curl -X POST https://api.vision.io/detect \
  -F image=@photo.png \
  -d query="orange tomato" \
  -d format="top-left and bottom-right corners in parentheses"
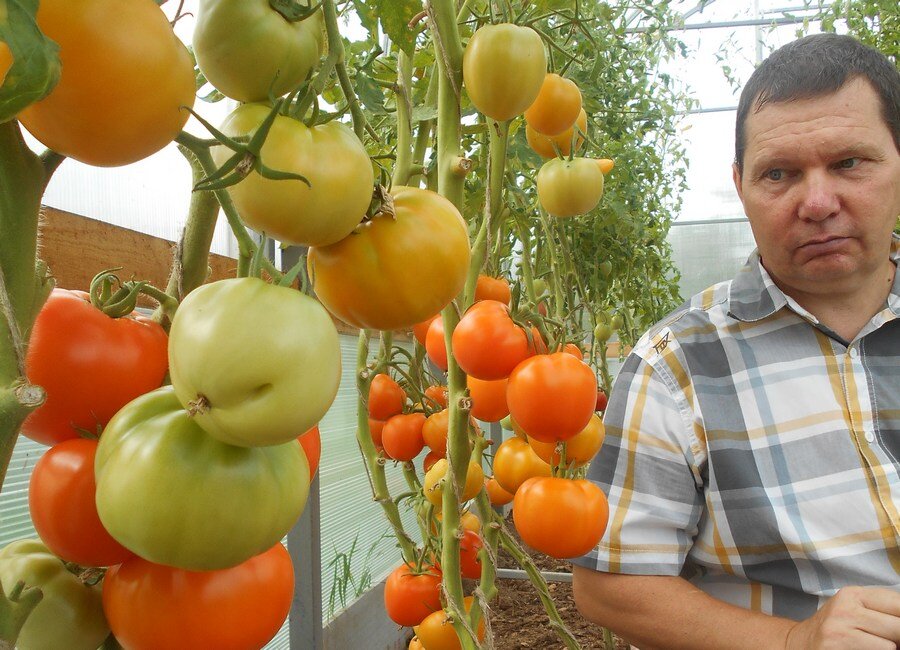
top-left (424, 459), bottom-right (484, 507)
top-left (422, 409), bottom-right (450, 456)
top-left (424, 385), bottom-right (449, 410)
top-left (526, 108), bottom-right (587, 158)
top-left (467, 376), bottom-right (510, 423)
top-left (474, 275), bottom-right (512, 305)
top-left (453, 300), bottom-right (533, 381)
top-left (597, 158), bottom-right (615, 174)
top-left (562, 342), bottom-right (584, 359)
top-left (485, 477), bottom-right (514, 506)
top-left (423, 449), bottom-right (442, 473)
top-left (382, 413), bottom-right (427, 461)
top-left (527, 414), bottom-right (605, 467)
top-left (492, 437), bottom-right (551, 494)
top-left (299, 425), bottom-right (321, 478)
top-left (413, 315), bottom-right (439, 345)
top-left (368, 373), bottom-right (406, 420)
top-left (384, 564), bottom-right (442, 627)
top-left (425, 317), bottom-right (449, 372)
top-left (369, 418), bottom-right (387, 451)
top-left (523, 73), bottom-right (582, 136)
top-left (417, 596), bottom-right (485, 650)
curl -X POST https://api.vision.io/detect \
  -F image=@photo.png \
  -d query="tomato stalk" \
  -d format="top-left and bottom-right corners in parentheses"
top-left (322, 0), bottom-right (370, 141)
top-left (392, 50), bottom-right (415, 187)
top-left (354, 330), bottom-right (418, 565)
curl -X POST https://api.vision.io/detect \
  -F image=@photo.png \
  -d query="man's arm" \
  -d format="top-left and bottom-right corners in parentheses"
top-left (573, 566), bottom-right (900, 650)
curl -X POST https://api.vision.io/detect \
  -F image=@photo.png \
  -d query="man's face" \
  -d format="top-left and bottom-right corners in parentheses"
top-left (733, 77), bottom-right (900, 300)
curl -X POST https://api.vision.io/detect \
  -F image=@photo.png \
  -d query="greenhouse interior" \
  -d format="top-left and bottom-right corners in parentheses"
top-left (0, 0), bottom-right (897, 648)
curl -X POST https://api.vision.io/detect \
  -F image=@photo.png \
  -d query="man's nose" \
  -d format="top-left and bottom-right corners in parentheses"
top-left (797, 171), bottom-right (840, 222)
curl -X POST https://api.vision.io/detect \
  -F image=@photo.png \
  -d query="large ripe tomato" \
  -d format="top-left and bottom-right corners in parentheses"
top-left (103, 543), bottom-right (293, 650)
top-left (506, 352), bottom-right (597, 442)
top-left (422, 409), bottom-right (449, 456)
top-left (383, 564), bottom-right (442, 627)
top-left (536, 157), bottom-right (606, 217)
top-left (168, 278), bottom-right (341, 447)
top-left (417, 596), bottom-right (484, 650)
top-left (308, 186), bottom-right (471, 331)
top-left (95, 386), bottom-right (309, 570)
top-left (28, 438), bottom-right (131, 568)
top-left (425, 316), bottom-right (449, 371)
top-left (485, 476), bottom-right (514, 506)
top-left (524, 73), bottom-right (582, 136)
top-left (22, 288), bottom-right (168, 446)
top-left (299, 425), bottom-right (321, 479)
top-left (215, 104), bottom-right (374, 247)
top-left (492, 437), bottom-right (551, 495)
top-left (473, 275), bottom-right (512, 305)
top-left (0, 540), bottom-right (109, 650)
top-left (382, 413), bottom-right (427, 462)
top-left (467, 376), bottom-right (509, 423)
top-left (194, 0), bottom-right (325, 103)
top-left (527, 414), bottom-right (605, 468)
top-left (17, 0), bottom-right (194, 166)
top-left (513, 477), bottom-right (609, 558)
top-left (424, 459), bottom-right (484, 507)
top-left (452, 300), bottom-right (531, 381)
top-left (526, 108), bottom-right (587, 158)
top-left (462, 23), bottom-right (546, 121)
top-left (368, 373), bottom-right (407, 420)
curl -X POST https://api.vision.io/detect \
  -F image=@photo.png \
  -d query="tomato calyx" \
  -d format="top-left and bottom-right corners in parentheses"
top-left (186, 394), bottom-right (211, 417)
top-left (268, 0), bottom-right (322, 23)
top-left (88, 269), bottom-right (176, 320)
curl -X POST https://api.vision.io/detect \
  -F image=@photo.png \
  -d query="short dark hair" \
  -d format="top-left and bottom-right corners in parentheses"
top-left (734, 33), bottom-right (900, 175)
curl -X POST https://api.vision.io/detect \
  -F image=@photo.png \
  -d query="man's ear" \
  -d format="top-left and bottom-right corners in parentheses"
top-left (732, 162), bottom-right (744, 203)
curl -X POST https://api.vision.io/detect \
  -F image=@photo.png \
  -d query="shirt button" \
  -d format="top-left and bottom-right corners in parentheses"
top-left (865, 431), bottom-right (875, 443)
top-left (849, 347), bottom-right (859, 359)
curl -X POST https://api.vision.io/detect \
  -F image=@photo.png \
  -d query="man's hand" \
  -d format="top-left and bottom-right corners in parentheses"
top-left (785, 587), bottom-right (900, 649)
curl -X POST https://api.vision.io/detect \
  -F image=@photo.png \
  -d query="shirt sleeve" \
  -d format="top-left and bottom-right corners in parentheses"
top-left (572, 342), bottom-right (705, 576)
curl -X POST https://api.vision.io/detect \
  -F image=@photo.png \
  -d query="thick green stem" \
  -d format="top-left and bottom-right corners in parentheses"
top-left (323, 0), bottom-right (370, 140)
top-left (355, 331), bottom-right (418, 564)
top-left (392, 50), bottom-right (415, 187)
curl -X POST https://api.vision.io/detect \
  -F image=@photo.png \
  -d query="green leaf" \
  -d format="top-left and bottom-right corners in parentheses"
top-left (374, 0), bottom-right (422, 56)
top-left (410, 104), bottom-right (437, 123)
top-left (351, 0), bottom-right (378, 37)
top-left (355, 72), bottom-right (388, 115)
top-left (0, 0), bottom-right (61, 123)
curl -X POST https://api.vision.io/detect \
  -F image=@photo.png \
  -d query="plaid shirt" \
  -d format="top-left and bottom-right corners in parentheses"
top-left (574, 234), bottom-right (900, 622)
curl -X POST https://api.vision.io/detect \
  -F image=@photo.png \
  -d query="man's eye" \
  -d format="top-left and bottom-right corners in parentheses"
top-left (837, 157), bottom-right (859, 169)
top-left (765, 169), bottom-right (784, 181)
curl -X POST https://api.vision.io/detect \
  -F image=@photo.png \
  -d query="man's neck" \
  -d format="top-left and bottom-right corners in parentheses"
top-left (770, 259), bottom-right (897, 342)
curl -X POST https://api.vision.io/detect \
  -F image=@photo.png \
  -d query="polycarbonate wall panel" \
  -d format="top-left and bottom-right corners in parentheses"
top-left (668, 219), bottom-right (757, 299)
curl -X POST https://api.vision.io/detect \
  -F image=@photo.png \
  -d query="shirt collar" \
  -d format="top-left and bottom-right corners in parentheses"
top-left (728, 233), bottom-right (900, 322)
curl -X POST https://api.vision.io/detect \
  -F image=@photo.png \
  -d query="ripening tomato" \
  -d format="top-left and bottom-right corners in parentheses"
top-left (194, 0), bottom-right (325, 102)
top-left (22, 289), bottom-right (168, 446)
top-left (382, 413), bottom-right (427, 462)
top-left (168, 278), bottom-right (341, 447)
top-left (417, 596), bottom-right (485, 650)
top-left (369, 418), bottom-right (387, 451)
top-left (299, 425), bottom-right (321, 479)
top-left (485, 477), bottom-right (514, 506)
top-left (526, 108), bottom-right (587, 158)
top-left (506, 352), bottom-right (597, 442)
top-left (463, 23), bottom-right (546, 121)
top-left (458, 530), bottom-right (484, 580)
top-left (432, 509), bottom-right (481, 536)
top-left (424, 459), bottom-right (484, 507)
top-left (467, 376), bottom-right (510, 423)
top-left (492, 437), bottom-right (551, 495)
top-left (537, 157), bottom-right (605, 217)
top-left (28, 439), bottom-right (132, 568)
top-left (425, 316), bottom-right (449, 371)
top-left (384, 564), bottom-right (442, 627)
top-left (308, 186), bottom-right (471, 331)
top-left (18, 0), bottom-right (195, 166)
top-left (424, 385), bottom-right (449, 410)
top-left (413, 314), bottom-right (439, 345)
top-left (527, 414), bottom-right (605, 467)
top-left (368, 373), bottom-right (407, 420)
top-left (524, 73), bottom-right (582, 136)
top-left (562, 342), bottom-right (584, 359)
top-left (423, 449), bottom-right (442, 473)
top-left (103, 543), bottom-right (293, 650)
top-left (215, 104), bottom-right (374, 247)
top-left (452, 300), bottom-right (532, 381)
top-left (473, 275), bottom-right (512, 305)
top-left (513, 477), bottom-right (608, 558)
top-left (422, 409), bottom-right (449, 456)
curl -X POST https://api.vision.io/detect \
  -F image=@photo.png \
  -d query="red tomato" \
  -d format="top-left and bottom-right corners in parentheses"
top-left (103, 543), bottom-right (294, 650)
top-left (474, 275), bottom-right (511, 305)
top-left (22, 289), bottom-right (168, 445)
top-left (452, 301), bottom-right (532, 381)
top-left (506, 352), bottom-right (597, 442)
top-left (423, 449), bottom-right (442, 473)
top-left (382, 413), bottom-right (427, 461)
top-left (595, 390), bottom-right (608, 412)
top-left (459, 530), bottom-right (484, 580)
top-left (422, 409), bottom-right (449, 456)
top-left (424, 385), bottom-right (448, 410)
top-left (299, 425), bottom-right (321, 479)
top-left (384, 564), bottom-right (442, 627)
top-left (513, 477), bottom-right (608, 558)
top-left (467, 376), bottom-right (509, 423)
top-left (425, 317), bottom-right (448, 371)
top-left (413, 315), bottom-right (439, 346)
top-left (368, 373), bottom-right (406, 421)
top-left (28, 438), bottom-right (132, 567)
top-left (369, 418), bottom-right (386, 451)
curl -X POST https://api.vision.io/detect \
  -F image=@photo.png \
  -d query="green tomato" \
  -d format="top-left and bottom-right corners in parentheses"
top-left (599, 261), bottom-right (613, 278)
top-left (168, 278), bottom-right (341, 447)
top-left (214, 104), bottom-right (374, 247)
top-left (95, 386), bottom-right (309, 571)
top-left (536, 157), bottom-right (605, 218)
top-left (194, 0), bottom-right (325, 103)
top-left (0, 540), bottom-right (108, 650)
top-left (610, 313), bottom-right (625, 330)
top-left (532, 278), bottom-right (549, 299)
top-left (594, 322), bottom-right (613, 342)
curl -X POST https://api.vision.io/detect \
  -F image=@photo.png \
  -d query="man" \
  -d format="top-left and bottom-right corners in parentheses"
top-left (573, 33), bottom-right (900, 649)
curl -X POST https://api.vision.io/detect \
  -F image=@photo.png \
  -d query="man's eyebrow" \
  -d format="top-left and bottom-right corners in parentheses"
top-left (748, 143), bottom-right (884, 175)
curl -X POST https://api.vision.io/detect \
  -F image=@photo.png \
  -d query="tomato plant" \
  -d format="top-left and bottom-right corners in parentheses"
top-left (22, 288), bottom-right (168, 446)
top-left (103, 543), bottom-right (294, 650)
top-left (383, 564), bottom-right (442, 627)
top-left (368, 373), bottom-right (407, 420)
top-left (28, 438), bottom-right (132, 567)
top-left (95, 386), bottom-right (309, 570)
top-left (308, 186), bottom-right (471, 331)
top-left (193, 1), bottom-right (325, 103)
top-left (168, 278), bottom-right (341, 447)
top-left (16, 0), bottom-right (195, 166)
top-left (513, 477), bottom-right (609, 558)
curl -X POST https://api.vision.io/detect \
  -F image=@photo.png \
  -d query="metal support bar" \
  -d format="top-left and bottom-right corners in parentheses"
top-left (628, 14), bottom-right (824, 32)
top-left (289, 473), bottom-right (324, 650)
